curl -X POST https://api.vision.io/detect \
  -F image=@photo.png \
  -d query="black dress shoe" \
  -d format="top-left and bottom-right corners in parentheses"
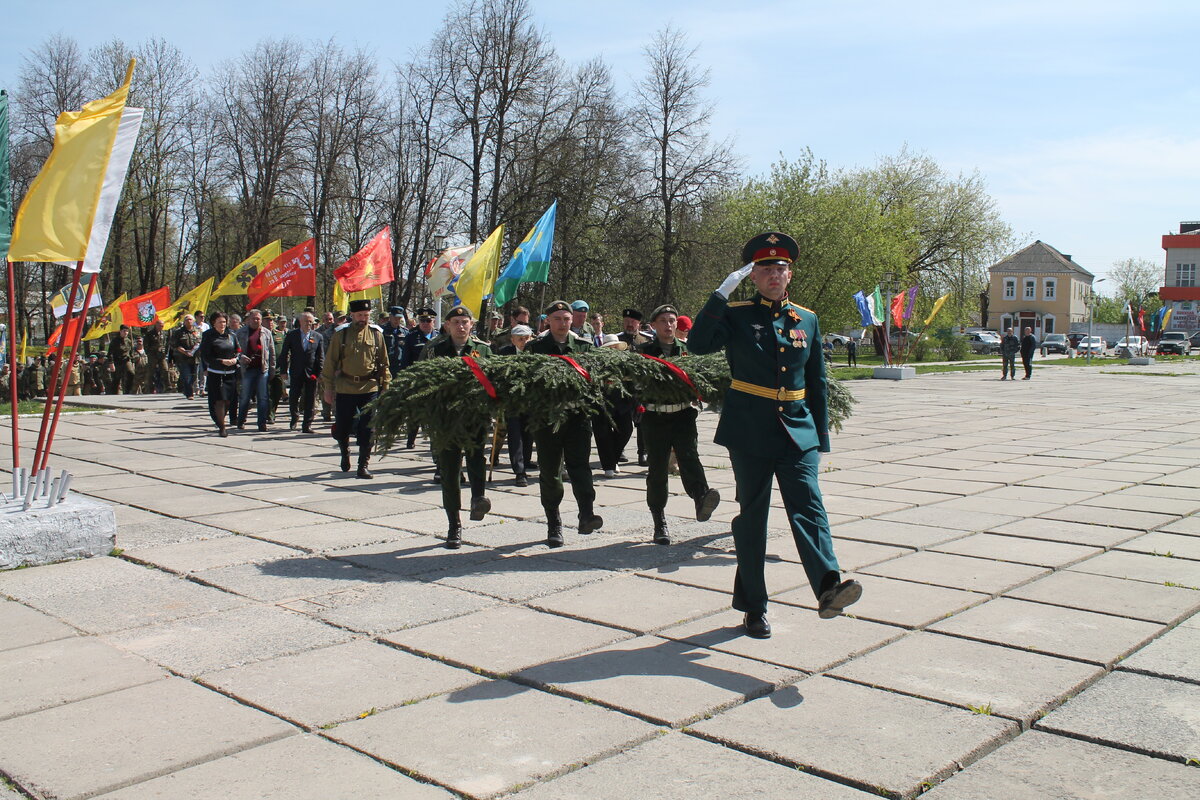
top-left (743, 612), bottom-right (771, 639)
top-left (302, 426), bottom-right (314, 434)
top-left (469, 495), bottom-right (491, 521)
top-left (695, 488), bottom-right (721, 522)
top-left (340, 450), bottom-right (352, 472)
top-left (289, 420), bottom-right (297, 430)
top-left (357, 466), bottom-right (373, 479)
top-left (546, 527), bottom-right (564, 548)
top-left (616, 454), bottom-right (629, 464)
top-left (445, 522), bottom-right (462, 550)
top-left (514, 473), bottom-right (528, 487)
top-left (578, 513), bottom-right (603, 535)
top-left (637, 454), bottom-right (648, 466)
top-left (817, 579), bottom-right (863, 619)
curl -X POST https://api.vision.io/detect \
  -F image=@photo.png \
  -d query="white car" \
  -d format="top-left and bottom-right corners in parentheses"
top-left (1077, 336), bottom-right (1106, 355)
top-left (1114, 336), bottom-right (1148, 356)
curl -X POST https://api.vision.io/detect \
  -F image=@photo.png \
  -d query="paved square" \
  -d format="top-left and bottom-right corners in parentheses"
top-left (3, 364), bottom-right (1198, 797)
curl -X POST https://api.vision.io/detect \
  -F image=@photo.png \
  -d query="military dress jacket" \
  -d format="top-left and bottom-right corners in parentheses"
top-left (527, 331), bottom-right (594, 356)
top-left (322, 322), bottom-right (391, 396)
top-left (637, 336), bottom-right (688, 358)
top-left (689, 291), bottom-right (829, 455)
top-left (419, 336), bottom-right (493, 360)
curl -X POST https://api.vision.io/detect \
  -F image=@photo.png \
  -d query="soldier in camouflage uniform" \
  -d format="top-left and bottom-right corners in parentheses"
top-left (131, 337), bottom-right (151, 394)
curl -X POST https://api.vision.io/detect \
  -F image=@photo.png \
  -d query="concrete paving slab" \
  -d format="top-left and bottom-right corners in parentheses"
top-left (0, 637), bottom-right (163, 721)
top-left (247, 519), bottom-right (418, 552)
top-left (930, 532), bottom-right (1101, 568)
top-left (692, 675), bottom-right (1016, 799)
top-left (0, 599), bottom-right (77, 651)
top-left (637, 552), bottom-right (811, 597)
top-left (878, 505), bottom-right (1020, 533)
top-left (1068, 550), bottom-right (1200, 587)
top-left (886, 478), bottom-right (1005, 496)
top-left (327, 679), bottom-right (656, 799)
top-left (971, 484), bottom-right (1102, 506)
top-left (814, 537), bottom-right (911, 571)
top-left (660, 604), bottom-right (904, 672)
top-left (125, 535), bottom-right (305, 573)
top-left (104, 485), bottom-right (275, 518)
top-left (0, 555), bottom-right (154, 601)
top-left (860, 551), bottom-right (1048, 594)
top-left (363, 507), bottom-right (510, 535)
top-left (104, 604), bottom-right (354, 676)
top-left (387, 604), bottom-right (631, 675)
top-left (429, 554), bottom-right (611, 601)
top-left (1005, 569), bottom-right (1200, 623)
top-left (830, 631), bottom-right (1102, 723)
top-left (1081, 492), bottom-right (1200, 516)
top-left (548, 539), bottom-right (708, 572)
top-left (1116, 531), bottom-right (1200, 561)
top-left (0, 678), bottom-right (295, 800)
top-left (929, 596), bottom-right (1163, 665)
top-left (529, 574), bottom-right (730, 633)
top-left (1036, 505), bottom-right (1179, 531)
top-left (774, 573), bottom-right (989, 628)
top-left (333, 536), bottom-right (504, 578)
top-left (1148, 466), bottom-right (1200, 488)
top-left (94, 734), bottom-right (455, 799)
top-left (291, 580), bottom-right (497, 634)
top-left (984, 517), bottom-right (1141, 547)
top-left (191, 505), bottom-right (344, 534)
top-left (516, 634), bottom-right (798, 726)
top-left (203, 639), bottom-right (484, 726)
top-left (510, 731), bottom-right (873, 800)
top-left (931, 495), bottom-right (1064, 518)
top-left (300, 493), bottom-right (441, 521)
top-left (1117, 624), bottom-right (1200, 683)
top-left (1036, 671), bottom-right (1200, 763)
top-left (921, 729), bottom-right (1197, 800)
top-left (1161, 516), bottom-right (1200, 536)
top-left (830, 519), bottom-right (970, 548)
top-left (191, 556), bottom-right (387, 602)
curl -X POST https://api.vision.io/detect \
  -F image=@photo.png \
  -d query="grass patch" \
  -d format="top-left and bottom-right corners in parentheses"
top-left (967, 702), bottom-right (994, 715)
top-left (1, 400), bottom-right (106, 415)
top-left (829, 363), bottom-right (1004, 380)
top-left (1100, 371), bottom-right (1191, 377)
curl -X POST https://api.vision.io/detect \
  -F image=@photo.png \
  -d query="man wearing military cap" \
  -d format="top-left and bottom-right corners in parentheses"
top-left (403, 307), bottom-right (439, 450)
top-left (420, 305), bottom-right (494, 548)
top-left (528, 299), bottom-right (603, 547)
top-left (616, 307), bottom-right (651, 465)
top-left (637, 304), bottom-right (720, 545)
top-left (689, 232), bottom-right (860, 639)
top-left (569, 300), bottom-right (594, 339)
top-left (382, 306), bottom-right (409, 376)
top-left (322, 298), bottom-right (390, 478)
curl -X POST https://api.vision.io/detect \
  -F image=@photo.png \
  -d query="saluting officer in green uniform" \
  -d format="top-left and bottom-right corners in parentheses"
top-left (637, 304), bottom-right (721, 545)
top-left (420, 305), bottom-right (494, 549)
top-left (689, 232), bottom-right (861, 639)
top-left (322, 298), bottom-right (390, 479)
top-left (527, 300), bottom-right (603, 547)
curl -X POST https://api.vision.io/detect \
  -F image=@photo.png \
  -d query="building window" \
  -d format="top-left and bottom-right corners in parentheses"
top-left (1177, 263), bottom-right (1196, 287)
top-left (1003, 278), bottom-right (1015, 299)
top-left (1043, 315), bottom-right (1055, 334)
top-left (1044, 278), bottom-right (1056, 301)
top-left (1001, 315), bottom-right (1012, 331)
top-left (1023, 278), bottom-right (1036, 300)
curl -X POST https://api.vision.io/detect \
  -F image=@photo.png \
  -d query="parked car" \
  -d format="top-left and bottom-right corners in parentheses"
top-left (1077, 335), bottom-right (1106, 355)
top-left (1067, 332), bottom-right (1086, 349)
top-left (964, 331), bottom-right (1001, 354)
top-left (1156, 331), bottom-right (1192, 355)
top-left (1115, 336), bottom-right (1149, 357)
top-left (824, 333), bottom-right (851, 348)
top-left (1188, 330), bottom-right (1200, 349)
top-left (1040, 333), bottom-right (1069, 355)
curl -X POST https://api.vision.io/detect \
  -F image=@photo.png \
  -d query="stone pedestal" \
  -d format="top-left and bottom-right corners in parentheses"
top-left (873, 366), bottom-right (917, 380)
top-left (0, 495), bottom-right (117, 570)
top-left (1128, 357), bottom-right (1155, 366)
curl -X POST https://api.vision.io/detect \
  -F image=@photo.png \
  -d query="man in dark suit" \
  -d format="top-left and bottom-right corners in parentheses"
top-left (689, 232), bottom-right (861, 639)
top-left (1020, 326), bottom-right (1037, 380)
top-left (279, 310), bottom-right (325, 433)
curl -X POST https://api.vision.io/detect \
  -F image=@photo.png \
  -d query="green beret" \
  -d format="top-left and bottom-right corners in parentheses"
top-left (544, 300), bottom-right (571, 315)
top-left (649, 304), bottom-right (678, 321)
top-left (446, 305), bottom-right (473, 320)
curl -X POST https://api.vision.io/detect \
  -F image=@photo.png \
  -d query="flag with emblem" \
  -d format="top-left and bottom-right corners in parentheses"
top-left (156, 277), bottom-right (214, 330)
top-left (83, 293), bottom-right (127, 341)
top-left (246, 238), bottom-right (316, 309)
top-left (211, 241), bottom-right (281, 299)
top-left (454, 225), bottom-right (503, 318)
top-left (47, 315), bottom-right (88, 348)
top-left (334, 228), bottom-right (393, 293)
top-left (492, 201), bottom-right (555, 307)
top-left (428, 244), bottom-right (476, 300)
top-left (119, 287), bottom-right (171, 328)
top-left (49, 283), bottom-right (104, 318)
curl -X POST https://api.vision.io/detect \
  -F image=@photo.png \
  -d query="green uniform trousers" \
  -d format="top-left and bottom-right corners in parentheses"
top-left (728, 445), bottom-right (839, 612)
top-left (533, 414), bottom-right (595, 513)
top-left (435, 434), bottom-right (487, 515)
top-left (642, 408), bottom-right (708, 510)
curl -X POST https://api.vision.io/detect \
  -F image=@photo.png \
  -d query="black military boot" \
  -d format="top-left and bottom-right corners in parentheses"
top-left (469, 493), bottom-right (491, 521)
top-left (650, 508), bottom-right (670, 545)
top-left (339, 441), bottom-right (351, 473)
top-left (546, 508), bottom-right (564, 548)
top-left (445, 511), bottom-right (462, 550)
top-left (356, 450), bottom-right (373, 479)
top-left (578, 506), bottom-right (604, 535)
top-left (694, 487), bottom-right (721, 522)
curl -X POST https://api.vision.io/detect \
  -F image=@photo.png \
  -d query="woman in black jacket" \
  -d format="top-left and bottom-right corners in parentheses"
top-left (199, 311), bottom-right (241, 436)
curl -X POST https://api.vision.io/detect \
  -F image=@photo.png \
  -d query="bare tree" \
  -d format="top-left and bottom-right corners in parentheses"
top-left (1109, 257), bottom-right (1162, 302)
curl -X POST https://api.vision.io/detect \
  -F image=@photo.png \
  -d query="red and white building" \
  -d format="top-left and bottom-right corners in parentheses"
top-left (1160, 222), bottom-right (1200, 330)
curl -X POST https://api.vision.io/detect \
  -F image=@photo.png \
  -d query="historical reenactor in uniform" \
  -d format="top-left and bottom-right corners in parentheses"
top-left (131, 337), bottom-right (151, 393)
top-left (169, 316), bottom-right (203, 399)
top-left (279, 311), bottom-right (325, 433)
top-left (403, 307), bottom-right (439, 449)
top-left (382, 306), bottom-right (409, 377)
top-left (107, 325), bottom-right (136, 394)
top-left (689, 232), bottom-right (861, 639)
top-left (143, 318), bottom-right (167, 393)
top-left (637, 304), bottom-right (721, 545)
top-left (528, 300), bottom-right (603, 547)
top-left (322, 298), bottom-right (390, 478)
top-left (264, 312), bottom-right (288, 424)
top-left (420, 305), bottom-right (494, 549)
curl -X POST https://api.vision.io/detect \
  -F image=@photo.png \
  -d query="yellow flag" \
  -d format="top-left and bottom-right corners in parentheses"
top-left (19, 326), bottom-right (27, 364)
top-left (83, 293), bottom-right (128, 341)
top-left (157, 278), bottom-right (214, 330)
top-left (333, 281), bottom-right (382, 314)
top-left (923, 293), bottom-right (950, 326)
top-left (9, 61), bottom-right (139, 264)
top-left (454, 225), bottom-right (504, 318)
top-left (211, 241), bottom-right (282, 299)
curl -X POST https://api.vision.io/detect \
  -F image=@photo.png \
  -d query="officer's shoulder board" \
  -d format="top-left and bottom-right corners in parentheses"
top-left (727, 300), bottom-right (754, 308)
top-left (368, 323), bottom-right (384, 332)
top-left (334, 322), bottom-right (351, 332)
top-left (787, 302), bottom-right (815, 314)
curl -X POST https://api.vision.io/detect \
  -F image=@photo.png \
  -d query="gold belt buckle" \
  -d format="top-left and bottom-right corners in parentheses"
top-left (776, 387), bottom-right (789, 401)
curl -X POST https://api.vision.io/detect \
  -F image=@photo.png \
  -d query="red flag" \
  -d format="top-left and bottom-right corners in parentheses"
top-left (246, 239), bottom-right (317, 309)
top-left (48, 316), bottom-right (87, 348)
top-left (119, 287), bottom-right (172, 327)
top-left (334, 228), bottom-right (393, 292)
top-left (890, 291), bottom-right (906, 329)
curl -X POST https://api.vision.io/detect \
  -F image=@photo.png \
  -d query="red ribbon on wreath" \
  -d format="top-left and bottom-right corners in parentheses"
top-left (552, 354), bottom-right (591, 381)
top-left (639, 353), bottom-right (701, 401)
top-left (461, 355), bottom-right (497, 399)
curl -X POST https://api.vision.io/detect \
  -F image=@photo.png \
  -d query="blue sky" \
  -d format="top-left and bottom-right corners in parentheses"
top-left (2, 0), bottom-right (1194, 291)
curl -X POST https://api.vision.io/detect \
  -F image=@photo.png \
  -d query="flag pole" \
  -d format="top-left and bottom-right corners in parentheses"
top-left (37, 272), bottom-right (97, 472)
top-left (31, 261), bottom-right (83, 468)
top-left (5, 259), bottom-right (19, 468)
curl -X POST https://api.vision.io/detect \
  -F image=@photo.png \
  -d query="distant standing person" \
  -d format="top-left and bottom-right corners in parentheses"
top-left (846, 336), bottom-right (857, 367)
top-left (1000, 327), bottom-right (1019, 380)
top-left (1020, 326), bottom-right (1036, 380)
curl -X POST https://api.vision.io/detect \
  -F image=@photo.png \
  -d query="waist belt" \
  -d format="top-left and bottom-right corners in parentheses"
top-left (207, 368), bottom-right (236, 375)
top-left (730, 379), bottom-right (806, 402)
top-left (343, 373), bottom-right (376, 383)
top-left (645, 402), bottom-right (691, 414)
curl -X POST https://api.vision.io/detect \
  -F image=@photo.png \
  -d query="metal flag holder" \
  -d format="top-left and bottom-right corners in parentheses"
top-left (4, 466), bottom-right (74, 512)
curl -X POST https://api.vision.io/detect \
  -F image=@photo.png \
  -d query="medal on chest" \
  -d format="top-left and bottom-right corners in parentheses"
top-left (751, 323), bottom-right (765, 342)
top-left (788, 329), bottom-right (807, 348)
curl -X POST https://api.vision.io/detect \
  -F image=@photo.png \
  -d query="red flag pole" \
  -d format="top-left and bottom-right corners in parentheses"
top-left (5, 259), bottom-right (20, 469)
top-left (32, 261), bottom-right (84, 468)
top-left (37, 272), bottom-right (97, 472)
